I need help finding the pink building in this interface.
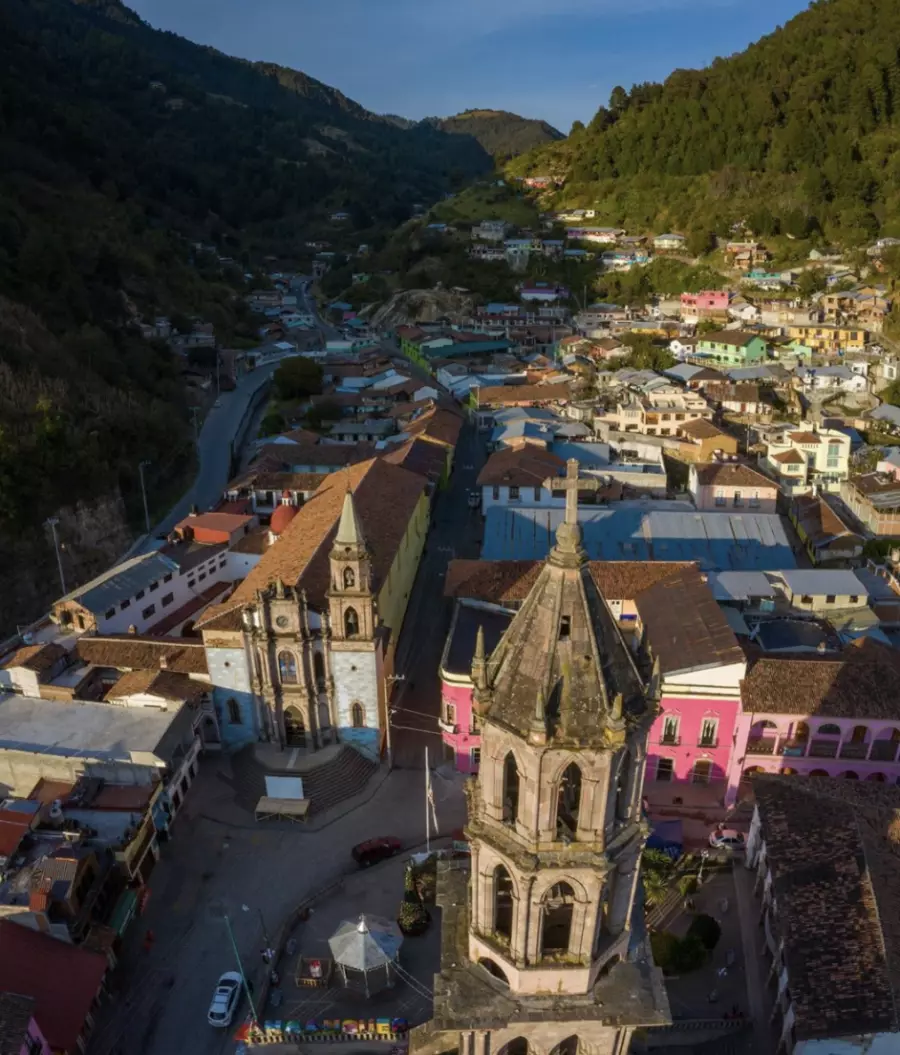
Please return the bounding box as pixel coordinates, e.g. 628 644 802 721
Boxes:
681 290 729 316
728 643 900 793
636 567 747 814
0 992 52 1055
688 462 779 513
439 600 512 773
440 559 723 782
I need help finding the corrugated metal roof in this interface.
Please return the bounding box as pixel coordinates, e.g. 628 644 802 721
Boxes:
481 506 796 570
66 552 179 614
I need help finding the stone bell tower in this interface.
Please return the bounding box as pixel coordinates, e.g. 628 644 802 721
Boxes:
328 488 376 644
414 460 670 1055
327 488 382 757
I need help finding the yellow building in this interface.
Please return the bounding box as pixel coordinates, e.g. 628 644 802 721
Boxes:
786 323 868 353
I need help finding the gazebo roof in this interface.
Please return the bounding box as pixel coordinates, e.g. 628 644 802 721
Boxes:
328 915 402 972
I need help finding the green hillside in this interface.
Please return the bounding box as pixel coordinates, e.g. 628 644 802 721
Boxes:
0 0 493 632
508 0 900 243
432 110 564 160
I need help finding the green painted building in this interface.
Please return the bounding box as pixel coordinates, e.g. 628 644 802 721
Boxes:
695 331 769 367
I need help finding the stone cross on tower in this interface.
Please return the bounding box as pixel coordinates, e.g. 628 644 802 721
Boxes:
543 457 599 565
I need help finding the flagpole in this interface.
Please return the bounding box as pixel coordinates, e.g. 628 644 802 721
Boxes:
425 746 431 854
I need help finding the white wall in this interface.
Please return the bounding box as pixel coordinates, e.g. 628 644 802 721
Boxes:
663 661 747 694
95 553 230 635
480 485 564 513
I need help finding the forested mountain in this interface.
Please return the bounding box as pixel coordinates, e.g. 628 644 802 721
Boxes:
0 0 494 632
430 110 564 160
509 0 900 243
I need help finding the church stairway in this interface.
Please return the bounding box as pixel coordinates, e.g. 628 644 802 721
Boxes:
302 745 378 815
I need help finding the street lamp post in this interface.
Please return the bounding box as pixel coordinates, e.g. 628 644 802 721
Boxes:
45 517 66 595
223 912 259 1026
383 674 406 772
138 461 152 535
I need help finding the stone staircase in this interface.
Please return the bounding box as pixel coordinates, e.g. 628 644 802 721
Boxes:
302 745 378 815
229 743 377 816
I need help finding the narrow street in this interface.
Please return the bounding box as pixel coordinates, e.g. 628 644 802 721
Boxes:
388 418 487 769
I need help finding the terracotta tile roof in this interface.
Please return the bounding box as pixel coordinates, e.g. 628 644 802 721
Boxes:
772 449 805 465
790 431 822 444
703 383 762 403
255 441 377 469
0 992 35 1053
106 669 206 703
752 776 900 1040
693 462 776 489
792 494 857 546
443 559 696 605
74 636 208 675
91 784 155 811
27 779 75 805
202 459 426 623
475 382 573 407
634 566 743 675
1 642 67 673
477 447 565 488
677 418 731 441
173 512 253 536
0 802 39 857
382 438 446 481
0 920 107 1052
742 640 900 718
231 529 272 556
405 406 463 449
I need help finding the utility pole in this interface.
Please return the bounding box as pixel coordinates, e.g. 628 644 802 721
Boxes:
138 461 152 535
45 517 66 595
223 912 259 1025
383 674 406 772
216 348 221 399
189 406 200 439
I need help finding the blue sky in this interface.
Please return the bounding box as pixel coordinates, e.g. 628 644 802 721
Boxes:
128 0 812 130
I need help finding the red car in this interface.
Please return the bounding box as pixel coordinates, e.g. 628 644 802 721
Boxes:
351 836 402 868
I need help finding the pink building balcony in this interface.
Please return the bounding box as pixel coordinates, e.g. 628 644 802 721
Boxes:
732 714 900 792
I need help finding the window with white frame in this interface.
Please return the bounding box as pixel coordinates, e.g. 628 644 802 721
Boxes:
699 718 718 747
445 701 457 726
655 758 674 782
661 716 679 745
692 759 713 784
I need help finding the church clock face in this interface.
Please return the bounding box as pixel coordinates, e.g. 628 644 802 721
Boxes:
276 616 289 629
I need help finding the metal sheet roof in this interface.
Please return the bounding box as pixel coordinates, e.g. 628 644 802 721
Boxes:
481 506 796 571
67 553 179 614
777 569 867 597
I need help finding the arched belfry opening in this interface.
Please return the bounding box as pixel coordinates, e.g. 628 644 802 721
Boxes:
502 752 520 825
541 882 576 955
556 763 582 838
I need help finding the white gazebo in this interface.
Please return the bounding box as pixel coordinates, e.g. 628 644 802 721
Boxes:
327 914 403 996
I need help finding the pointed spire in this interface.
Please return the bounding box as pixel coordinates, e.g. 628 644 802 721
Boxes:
335 487 365 550
275 576 285 599
529 685 547 745
471 624 487 688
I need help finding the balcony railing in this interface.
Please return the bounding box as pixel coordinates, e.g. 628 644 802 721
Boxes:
808 739 839 758
699 737 718 749
839 741 869 760
438 718 458 735
869 740 900 762
747 737 777 755
780 739 808 757
659 735 680 746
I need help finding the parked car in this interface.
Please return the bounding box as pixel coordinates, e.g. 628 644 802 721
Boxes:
467 490 481 509
709 828 745 850
351 836 402 868
207 972 242 1028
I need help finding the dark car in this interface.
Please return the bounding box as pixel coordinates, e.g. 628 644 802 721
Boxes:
351 836 402 868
